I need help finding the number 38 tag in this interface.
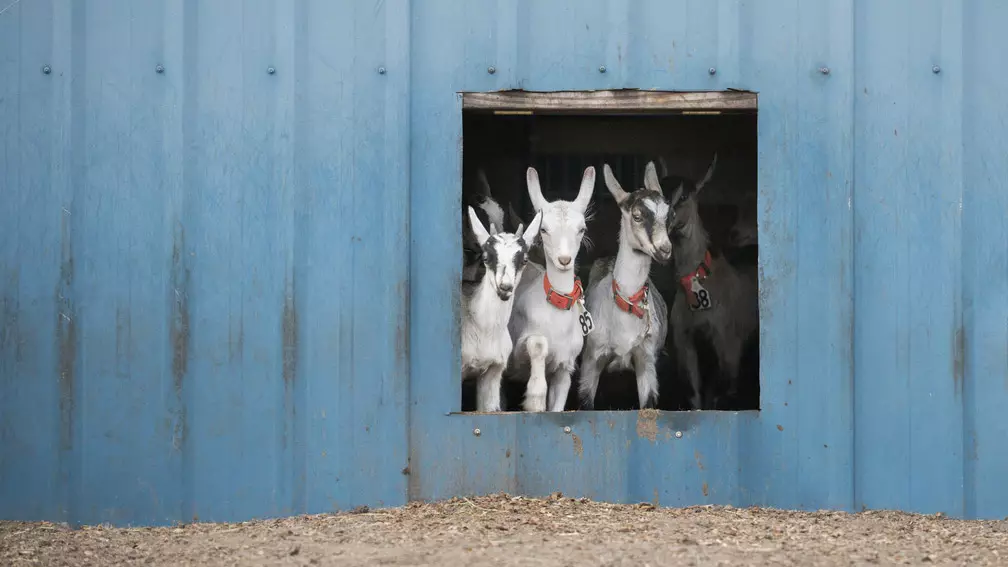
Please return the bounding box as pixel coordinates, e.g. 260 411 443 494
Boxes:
577 298 595 336
689 276 713 311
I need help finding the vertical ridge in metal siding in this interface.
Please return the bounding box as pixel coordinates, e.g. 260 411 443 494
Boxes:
961 0 1008 521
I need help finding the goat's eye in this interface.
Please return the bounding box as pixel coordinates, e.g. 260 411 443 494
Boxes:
540 228 548 235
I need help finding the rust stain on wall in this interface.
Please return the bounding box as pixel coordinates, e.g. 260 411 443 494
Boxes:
170 225 190 449
702 482 709 497
282 286 298 387
694 450 705 471
636 408 659 442
56 212 76 451
953 326 965 395
281 280 298 450
571 433 583 457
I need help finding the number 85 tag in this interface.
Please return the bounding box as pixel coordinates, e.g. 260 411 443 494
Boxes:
577 298 595 336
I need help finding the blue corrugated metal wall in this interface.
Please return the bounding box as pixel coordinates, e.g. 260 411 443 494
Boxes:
1 0 1006 526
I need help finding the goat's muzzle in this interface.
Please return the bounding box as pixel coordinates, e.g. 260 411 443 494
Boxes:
654 243 673 264
496 282 514 300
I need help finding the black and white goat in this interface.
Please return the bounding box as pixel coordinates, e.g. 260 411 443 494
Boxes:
462 169 508 283
507 166 595 412
462 206 542 412
664 155 758 410
578 162 672 409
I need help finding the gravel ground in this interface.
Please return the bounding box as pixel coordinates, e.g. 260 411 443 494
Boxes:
2 494 1007 566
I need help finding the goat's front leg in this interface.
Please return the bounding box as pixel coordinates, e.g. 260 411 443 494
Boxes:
476 363 504 412
631 347 660 409
673 324 704 410
715 332 743 405
547 368 572 412
577 343 604 410
522 336 549 412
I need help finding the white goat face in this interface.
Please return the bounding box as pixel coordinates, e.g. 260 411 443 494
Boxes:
603 161 673 264
525 166 595 272
467 206 543 300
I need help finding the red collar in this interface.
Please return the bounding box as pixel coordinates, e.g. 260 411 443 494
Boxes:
678 250 713 306
612 279 648 319
543 273 584 311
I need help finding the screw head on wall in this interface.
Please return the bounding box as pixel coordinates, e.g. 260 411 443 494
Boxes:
675 430 683 439
932 65 941 74
155 64 165 74
378 66 386 75
564 426 572 434
473 428 481 437
598 65 607 74
819 66 830 75
708 67 717 75
487 66 496 75
42 64 52 75
267 66 276 75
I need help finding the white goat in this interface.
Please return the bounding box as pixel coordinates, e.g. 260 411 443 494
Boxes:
462 169 507 283
578 162 672 409
664 155 758 409
462 206 542 412
506 166 596 412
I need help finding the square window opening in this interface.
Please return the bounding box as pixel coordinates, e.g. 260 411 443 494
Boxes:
459 91 759 413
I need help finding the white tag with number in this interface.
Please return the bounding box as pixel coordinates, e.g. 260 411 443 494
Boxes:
577 298 595 336
689 276 713 311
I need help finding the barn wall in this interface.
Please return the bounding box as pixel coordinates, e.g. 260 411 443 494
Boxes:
1 0 1006 525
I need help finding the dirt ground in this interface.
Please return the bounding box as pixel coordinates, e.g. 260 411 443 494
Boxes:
2 494 1006 566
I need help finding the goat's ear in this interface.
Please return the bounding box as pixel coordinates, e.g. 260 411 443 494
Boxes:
695 153 718 194
467 206 491 246
526 167 547 211
643 161 662 194
522 210 543 247
602 164 629 204
573 166 596 212
657 156 669 178
476 168 492 198
667 182 686 205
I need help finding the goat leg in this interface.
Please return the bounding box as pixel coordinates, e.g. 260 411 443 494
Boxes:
673 325 704 410
476 363 504 412
576 348 604 410
522 336 549 412
631 348 660 409
547 368 572 412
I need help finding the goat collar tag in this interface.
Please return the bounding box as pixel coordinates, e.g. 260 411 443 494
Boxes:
611 279 649 319
679 250 714 311
543 274 584 311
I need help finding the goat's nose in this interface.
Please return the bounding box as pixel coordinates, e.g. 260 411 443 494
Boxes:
658 243 673 259
498 282 513 293
557 255 572 267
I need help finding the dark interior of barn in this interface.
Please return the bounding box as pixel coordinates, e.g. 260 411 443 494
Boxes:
461 108 759 412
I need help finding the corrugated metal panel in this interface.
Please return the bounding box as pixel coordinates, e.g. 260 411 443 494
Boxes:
2 0 1006 525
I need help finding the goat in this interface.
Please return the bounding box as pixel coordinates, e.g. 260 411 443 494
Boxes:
578 161 673 409
462 169 508 283
506 165 596 412
462 206 542 412
728 204 758 249
664 155 758 410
